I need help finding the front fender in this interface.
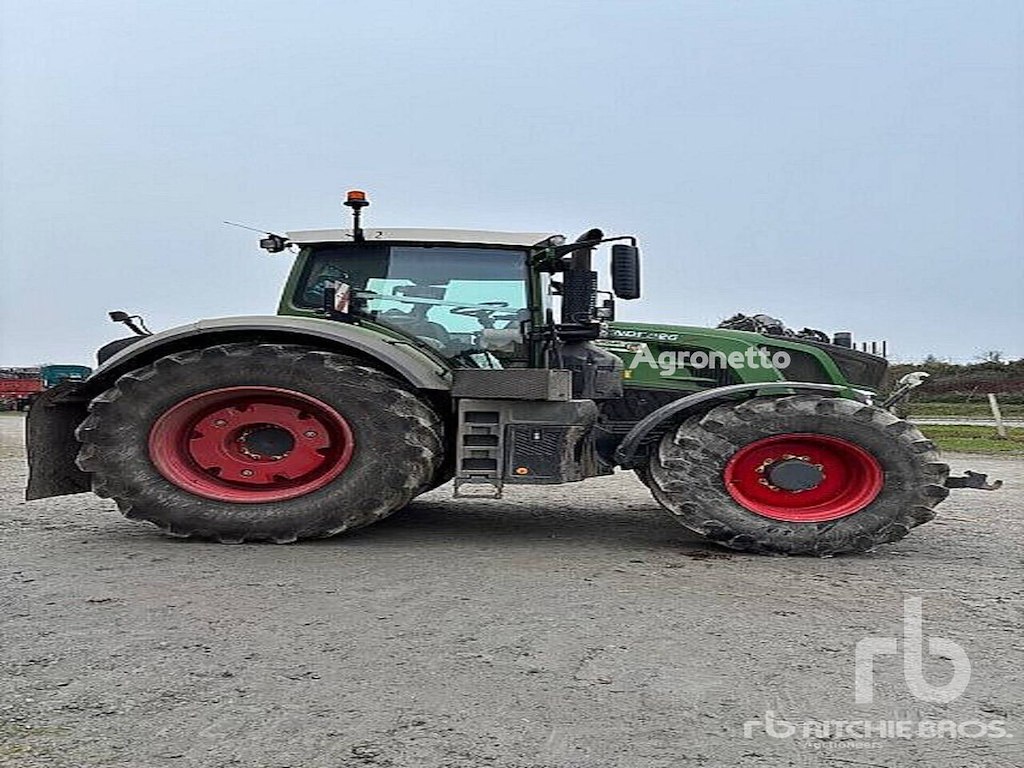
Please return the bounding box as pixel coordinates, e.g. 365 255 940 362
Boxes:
614 382 869 468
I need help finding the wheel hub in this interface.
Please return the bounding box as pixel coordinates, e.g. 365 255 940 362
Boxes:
148 387 355 503
765 457 825 492
724 433 883 523
237 424 297 460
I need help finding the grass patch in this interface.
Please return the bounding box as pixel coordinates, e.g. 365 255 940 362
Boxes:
918 424 1024 455
907 401 1024 418
0 721 65 763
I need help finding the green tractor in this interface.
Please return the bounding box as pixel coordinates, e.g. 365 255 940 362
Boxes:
26 192 986 555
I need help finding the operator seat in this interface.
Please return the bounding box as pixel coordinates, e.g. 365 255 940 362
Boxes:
380 284 452 350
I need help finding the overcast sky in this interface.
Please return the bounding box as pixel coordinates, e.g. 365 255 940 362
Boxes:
1 0 1021 367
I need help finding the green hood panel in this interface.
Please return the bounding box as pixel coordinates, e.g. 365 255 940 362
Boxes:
600 321 851 389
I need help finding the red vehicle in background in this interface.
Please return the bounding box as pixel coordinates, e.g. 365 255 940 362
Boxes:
0 370 43 411
0 365 91 411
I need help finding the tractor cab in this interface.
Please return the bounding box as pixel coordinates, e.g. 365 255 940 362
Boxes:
278 192 643 378
280 229 556 368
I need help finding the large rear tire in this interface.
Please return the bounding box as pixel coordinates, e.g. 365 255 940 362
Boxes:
646 394 949 555
76 343 444 543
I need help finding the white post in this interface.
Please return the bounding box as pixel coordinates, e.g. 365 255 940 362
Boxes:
988 393 1008 439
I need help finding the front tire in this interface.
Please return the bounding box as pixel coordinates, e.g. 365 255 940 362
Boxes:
646 395 949 555
76 343 444 543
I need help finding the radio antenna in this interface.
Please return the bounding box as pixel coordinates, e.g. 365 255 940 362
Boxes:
222 221 290 253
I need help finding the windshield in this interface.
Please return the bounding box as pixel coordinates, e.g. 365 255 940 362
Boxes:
297 244 530 365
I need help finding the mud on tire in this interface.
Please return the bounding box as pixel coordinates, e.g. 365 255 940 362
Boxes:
646 395 950 555
76 343 444 543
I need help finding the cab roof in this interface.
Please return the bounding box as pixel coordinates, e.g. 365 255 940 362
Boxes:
285 227 560 248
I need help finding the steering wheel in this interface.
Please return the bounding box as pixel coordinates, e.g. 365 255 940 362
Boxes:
450 302 511 329
450 301 508 316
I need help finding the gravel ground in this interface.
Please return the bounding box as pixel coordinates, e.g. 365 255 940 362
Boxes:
1 411 1021 768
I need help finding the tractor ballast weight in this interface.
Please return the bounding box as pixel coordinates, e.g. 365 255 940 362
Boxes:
25 192 992 555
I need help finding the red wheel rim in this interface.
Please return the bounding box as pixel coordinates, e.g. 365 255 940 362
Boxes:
148 386 354 503
724 433 883 522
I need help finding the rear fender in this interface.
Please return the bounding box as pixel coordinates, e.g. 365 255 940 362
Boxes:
89 316 452 393
26 316 453 501
25 382 90 500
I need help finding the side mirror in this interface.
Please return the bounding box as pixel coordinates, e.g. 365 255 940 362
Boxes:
107 309 152 336
611 244 641 299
